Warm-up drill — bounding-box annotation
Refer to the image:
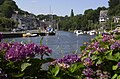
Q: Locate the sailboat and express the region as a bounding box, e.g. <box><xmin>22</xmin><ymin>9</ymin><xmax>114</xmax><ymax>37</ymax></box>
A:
<box><xmin>45</xmin><ymin>7</ymin><xmax>58</xmax><ymax>35</ymax></box>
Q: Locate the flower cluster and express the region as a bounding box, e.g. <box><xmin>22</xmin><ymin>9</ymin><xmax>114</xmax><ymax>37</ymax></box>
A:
<box><xmin>83</xmin><ymin>58</ymin><xmax>93</xmax><ymax>66</ymax></box>
<box><xmin>5</xmin><ymin>43</ymin><xmax>36</xmax><ymax>61</ymax></box>
<box><xmin>80</xmin><ymin>34</ymin><xmax>120</xmax><ymax>78</ymax></box>
<box><xmin>51</xmin><ymin>54</ymin><xmax>81</xmax><ymax>68</ymax></box>
<box><xmin>0</xmin><ymin>42</ymin><xmax>52</xmax><ymax>62</ymax></box>
<box><xmin>96</xmin><ymin>70</ymin><xmax>110</xmax><ymax>79</ymax></box>
<box><xmin>117</xmin><ymin>62</ymin><xmax>120</xmax><ymax>67</ymax></box>
<box><xmin>82</xmin><ymin>67</ymin><xmax>94</xmax><ymax>77</ymax></box>
<box><xmin>102</xmin><ymin>33</ymin><xmax>113</xmax><ymax>42</ymax></box>
<box><xmin>85</xmin><ymin>42</ymin><xmax>107</xmax><ymax>57</ymax></box>
<box><xmin>0</xmin><ymin>42</ymin><xmax>10</xmax><ymax>52</ymax></box>
<box><xmin>35</xmin><ymin>45</ymin><xmax>52</xmax><ymax>55</ymax></box>
<box><xmin>110</xmin><ymin>41</ymin><xmax>120</xmax><ymax>50</ymax></box>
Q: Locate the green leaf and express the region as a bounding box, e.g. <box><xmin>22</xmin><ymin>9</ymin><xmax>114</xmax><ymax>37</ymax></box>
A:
<box><xmin>7</xmin><ymin>61</ymin><xmax>14</xmax><ymax>66</ymax></box>
<box><xmin>106</xmin><ymin>55</ymin><xmax>119</xmax><ymax>62</ymax></box>
<box><xmin>112</xmin><ymin>74</ymin><xmax>118</xmax><ymax>79</ymax></box>
<box><xmin>96</xmin><ymin>59</ymin><xmax>102</xmax><ymax>64</ymax></box>
<box><xmin>21</xmin><ymin>63</ymin><xmax>31</xmax><ymax>71</ymax></box>
<box><xmin>50</xmin><ymin>65</ymin><xmax>60</xmax><ymax>77</ymax></box>
<box><xmin>108</xmin><ymin>50</ymin><xmax>113</xmax><ymax>56</ymax></box>
<box><xmin>91</xmin><ymin>55</ymin><xmax>98</xmax><ymax>60</ymax></box>
<box><xmin>114</xmin><ymin>52</ymin><xmax>120</xmax><ymax>59</ymax></box>
<box><xmin>68</xmin><ymin>63</ymin><xmax>84</xmax><ymax>73</ymax></box>
<box><xmin>117</xmin><ymin>75</ymin><xmax>120</xmax><ymax>79</ymax></box>
<box><xmin>53</xmin><ymin>77</ymin><xmax>61</xmax><ymax>79</ymax></box>
<box><xmin>94</xmin><ymin>51</ymin><xmax>99</xmax><ymax>54</ymax></box>
<box><xmin>112</xmin><ymin>65</ymin><xmax>118</xmax><ymax>70</ymax></box>
<box><xmin>80</xmin><ymin>46</ymin><xmax>86</xmax><ymax>51</ymax></box>
<box><xmin>11</xmin><ymin>73</ymin><xmax>24</xmax><ymax>78</ymax></box>
<box><xmin>40</xmin><ymin>37</ymin><xmax>43</xmax><ymax>45</ymax></box>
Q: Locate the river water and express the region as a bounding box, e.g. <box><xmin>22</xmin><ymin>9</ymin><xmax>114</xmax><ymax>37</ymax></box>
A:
<box><xmin>2</xmin><ymin>31</ymin><xmax>95</xmax><ymax>59</ymax></box>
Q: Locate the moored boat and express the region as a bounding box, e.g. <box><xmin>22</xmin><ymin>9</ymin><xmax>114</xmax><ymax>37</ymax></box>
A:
<box><xmin>74</xmin><ymin>30</ymin><xmax>83</xmax><ymax>36</ymax></box>
<box><xmin>87</xmin><ymin>30</ymin><xmax>97</xmax><ymax>35</ymax></box>
<box><xmin>23</xmin><ymin>33</ymin><xmax>37</xmax><ymax>37</ymax></box>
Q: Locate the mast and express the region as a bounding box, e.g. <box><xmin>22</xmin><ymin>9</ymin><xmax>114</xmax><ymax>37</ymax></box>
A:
<box><xmin>49</xmin><ymin>5</ymin><xmax>54</xmax><ymax>30</ymax></box>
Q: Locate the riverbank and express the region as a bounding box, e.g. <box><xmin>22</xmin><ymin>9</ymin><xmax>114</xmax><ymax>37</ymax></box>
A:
<box><xmin>2</xmin><ymin>32</ymin><xmax>55</xmax><ymax>38</ymax></box>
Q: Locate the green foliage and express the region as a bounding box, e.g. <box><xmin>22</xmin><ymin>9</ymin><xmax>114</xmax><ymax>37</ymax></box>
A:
<box><xmin>109</xmin><ymin>0</ymin><xmax>120</xmax><ymax>9</ymax></box>
<box><xmin>0</xmin><ymin>17</ymin><xmax>16</xmax><ymax>31</ymax></box>
<box><xmin>50</xmin><ymin>65</ymin><xmax>60</xmax><ymax>77</ymax></box>
<box><xmin>112</xmin><ymin>74</ymin><xmax>118</xmax><ymax>79</ymax></box>
<box><xmin>0</xmin><ymin>0</ymin><xmax>18</xmax><ymax>18</ymax></box>
<box><xmin>48</xmin><ymin>63</ymin><xmax>84</xmax><ymax>79</ymax></box>
<box><xmin>80</xmin><ymin>46</ymin><xmax>86</xmax><ymax>51</ymax></box>
<box><xmin>21</xmin><ymin>63</ymin><xmax>31</xmax><ymax>71</ymax></box>
<box><xmin>68</xmin><ymin>63</ymin><xmax>84</xmax><ymax>73</ymax></box>
<box><xmin>0</xmin><ymin>40</ymin><xmax>55</xmax><ymax>79</ymax></box>
<box><xmin>108</xmin><ymin>0</ymin><xmax>120</xmax><ymax>16</ymax></box>
<box><xmin>40</xmin><ymin>37</ymin><xmax>44</xmax><ymax>45</ymax></box>
<box><xmin>58</xmin><ymin>7</ymin><xmax>107</xmax><ymax>31</ymax></box>
<box><xmin>112</xmin><ymin>65</ymin><xmax>118</xmax><ymax>70</ymax></box>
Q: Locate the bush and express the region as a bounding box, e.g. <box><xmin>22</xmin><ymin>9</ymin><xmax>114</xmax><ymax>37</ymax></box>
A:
<box><xmin>48</xmin><ymin>33</ymin><xmax>120</xmax><ymax>79</ymax></box>
<box><xmin>0</xmin><ymin>41</ymin><xmax>54</xmax><ymax>79</ymax></box>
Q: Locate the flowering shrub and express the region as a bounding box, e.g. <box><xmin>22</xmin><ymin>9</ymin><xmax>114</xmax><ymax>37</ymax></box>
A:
<box><xmin>48</xmin><ymin>54</ymin><xmax>84</xmax><ymax>79</ymax></box>
<box><xmin>51</xmin><ymin>54</ymin><xmax>81</xmax><ymax>68</ymax></box>
<box><xmin>48</xmin><ymin>33</ymin><xmax>120</xmax><ymax>79</ymax></box>
<box><xmin>0</xmin><ymin>41</ymin><xmax>53</xmax><ymax>78</ymax></box>
<box><xmin>0</xmin><ymin>42</ymin><xmax>52</xmax><ymax>61</ymax></box>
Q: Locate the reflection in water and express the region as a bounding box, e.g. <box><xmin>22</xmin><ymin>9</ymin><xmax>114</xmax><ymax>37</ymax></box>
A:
<box><xmin>2</xmin><ymin>31</ymin><xmax>95</xmax><ymax>59</ymax></box>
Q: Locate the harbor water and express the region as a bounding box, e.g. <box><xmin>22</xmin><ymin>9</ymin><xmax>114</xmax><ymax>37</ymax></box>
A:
<box><xmin>2</xmin><ymin>31</ymin><xmax>95</xmax><ymax>59</ymax></box>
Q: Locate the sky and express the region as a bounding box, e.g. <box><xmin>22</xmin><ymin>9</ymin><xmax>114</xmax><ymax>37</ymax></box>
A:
<box><xmin>13</xmin><ymin>0</ymin><xmax>109</xmax><ymax>16</ymax></box>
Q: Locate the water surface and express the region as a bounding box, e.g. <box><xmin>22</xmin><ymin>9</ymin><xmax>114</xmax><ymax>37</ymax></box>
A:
<box><xmin>2</xmin><ymin>31</ymin><xmax>95</xmax><ymax>58</ymax></box>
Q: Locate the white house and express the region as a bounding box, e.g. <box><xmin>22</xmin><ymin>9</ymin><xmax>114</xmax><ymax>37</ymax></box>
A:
<box><xmin>99</xmin><ymin>10</ymin><xmax>109</xmax><ymax>23</ymax></box>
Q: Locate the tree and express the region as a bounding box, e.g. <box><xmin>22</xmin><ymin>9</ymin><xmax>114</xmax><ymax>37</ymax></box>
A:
<box><xmin>70</xmin><ymin>9</ymin><xmax>74</xmax><ymax>17</ymax></box>
<box><xmin>108</xmin><ymin>0</ymin><xmax>120</xmax><ymax>9</ymax></box>
<box><xmin>0</xmin><ymin>17</ymin><xmax>16</xmax><ymax>31</ymax></box>
<box><xmin>0</xmin><ymin>0</ymin><xmax>18</xmax><ymax>18</ymax></box>
<box><xmin>108</xmin><ymin>0</ymin><xmax>120</xmax><ymax>16</ymax></box>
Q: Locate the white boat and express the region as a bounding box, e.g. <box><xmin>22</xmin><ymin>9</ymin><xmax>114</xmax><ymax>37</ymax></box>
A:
<box><xmin>88</xmin><ymin>30</ymin><xmax>97</xmax><ymax>35</ymax></box>
<box><xmin>46</xmin><ymin>26</ymin><xmax>54</xmax><ymax>33</ymax></box>
<box><xmin>23</xmin><ymin>33</ymin><xmax>37</xmax><ymax>37</ymax></box>
<box><xmin>30</xmin><ymin>34</ymin><xmax>37</xmax><ymax>37</ymax></box>
<box><xmin>74</xmin><ymin>30</ymin><xmax>83</xmax><ymax>36</ymax></box>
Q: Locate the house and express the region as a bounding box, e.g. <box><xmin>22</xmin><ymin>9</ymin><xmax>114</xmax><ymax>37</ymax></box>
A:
<box><xmin>11</xmin><ymin>12</ymin><xmax>39</xmax><ymax>31</ymax></box>
<box><xmin>113</xmin><ymin>16</ymin><xmax>120</xmax><ymax>23</ymax></box>
<box><xmin>99</xmin><ymin>10</ymin><xmax>109</xmax><ymax>23</ymax></box>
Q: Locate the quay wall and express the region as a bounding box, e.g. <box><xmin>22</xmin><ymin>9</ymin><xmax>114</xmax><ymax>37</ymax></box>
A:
<box><xmin>2</xmin><ymin>32</ymin><xmax>55</xmax><ymax>38</ymax></box>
